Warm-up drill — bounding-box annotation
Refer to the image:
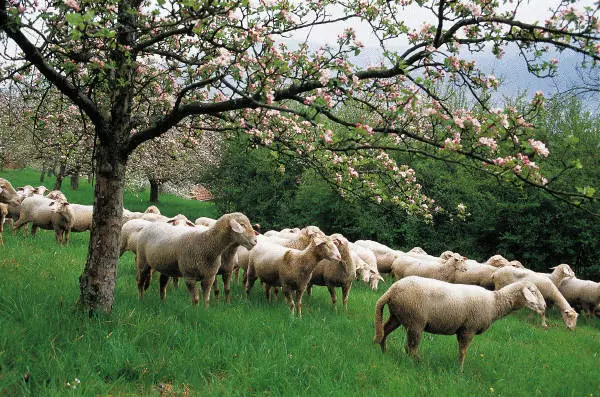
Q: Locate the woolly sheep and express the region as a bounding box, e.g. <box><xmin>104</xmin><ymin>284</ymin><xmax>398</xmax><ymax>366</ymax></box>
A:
<box><xmin>195</xmin><ymin>217</ymin><xmax>217</xmax><ymax>227</ymax></box>
<box><xmin>407</xmin><ymin>247</ymin><xmax>428</xmax><ymax>255</ymax></box>
<box><xmin>246</xmin><ymin>234</ymin><xmax>341</xmax><ymax>317</ymax></box>
<box><xmin>135</xmin><ymin>212</ymin><xmax>257</xmax><ymax>307</ymax></box>
<box><xmin>354</xmin><ymin>240</ymin><xmax>403</xmax><ymax>274</ymax></box>
<box><xmin>33</xmin><ymin>186</ymin><xmax>49</xmax><ymax>195</ymax></box>
<box><xmin>373</xmin><ymin>276</ymin><xmax>546</xmax><ymax>372</ymax></box>
<box><xmin>391</xmin><ymin>252</ymin><xmax>468</xmax><ymax>283</ymax></box>
<box><xmin>454</xmin><ymin>255</ymin><xmax>515</xmax><ymax>289</ymax></box>
<box><xmin>558</xmin><ymin>278</ymin><xmax>600</xmax><ymax>319</ymax></box>
<box><xmin>0</xmin><ymin>178</ymin><xmax>21</xmax><ymax>207</ymax></box>
<box><xmin>0</xmin><ymin>203</ymin><xmax>7</xmax><ymax>246</ymax></box>
<box><xmin>13</xmin><ymin>196</ymin><xmax>73</xmax><ymax>244</ymax></box>
<box><xmin>349</xmin><ymin>242</ymin><xmax>384</xmax><ymax>290</ymax></box>
<box><xmin>144</xmin><ymin>205</ymin><xmax>161</xmax><ymax>214</ymax></box>
<box><xmin>307</xmin><ymin>234</ymin><xmax>357</xmax><ymax>309</ymax></box>
<box><xmin>45</xmin><ymin>190</ymin><xmax>67</xmax><ymax>202</ymax></box>
<box><xmin>541</xmin><ymin>264</ymin><xmax>576</xmax><ymax>287</ymax></box>
<box><xmin>492</xmin><ymin>266</ymin><xmax>578</xmax><ymax>329</ymax></box>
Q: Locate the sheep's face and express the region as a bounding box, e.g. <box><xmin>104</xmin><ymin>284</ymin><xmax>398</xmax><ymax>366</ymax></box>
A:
<box><xmin>46</xmin><ymin>191</ymin><xmax>67</xmax><ymax>201</ymax></box>
<box><xmin>439</xmin><ymin>250</ymin><xmax>454</xmax><ymax>260</ymax></box>
<box><xmin>369</xmin><ymin>271</ymin><xmax>384</xmax><ymax>290</ymax></box>
<box><xmin>521</xmin><ymin>283</ymin><xmax>546</xmax><ymax>315</ymax></box>
<box><xmin>228</xmin><ymin>215</ymin><xmax>257</xmax><ymax>249</ymax></box>
<box><xmin>509</xmin><ymin>260</ymin><xmax>524</xmax><ymax>268</ymax></box>
<box><xmin>49</xmin><ymin>200</ymin><xmax>71</xmax><ymax>215</ymax></box>
<box><xmin>487</xmin><ymin>255</ymin><xmax>509</xmax><ymax>268</ymax></box>
<box><xmin>356</xmin><ymin>267</ymin><xmax>370</xmax><ymax>283</ymax></box>
<box><xmin>447</xmin><ymin>254</ymin><xmax>467</xmax><ymax>272</ymax></box>
<box><xmin>562</xmin><ymin>309</ymin><xmax>578</xmax><ymax>330</ymax></box>
<box><xmin>144</xmin><ymin>205</ymin><xmax>161</xmax><ymax>214</ymax></box>
<box><xmin>314</xmin><ymin>237</ymin><xmax>342</xmax><ymax>262</ymax></box>
<box><xmin>551</xmin><ymin>264</ymin><xmax>575</xmax><ymax>281</ymax></box>
<box><xmin>0</xmin><ymin>178</ymin><xmax>21</xmax><ymax>207</ymax></box>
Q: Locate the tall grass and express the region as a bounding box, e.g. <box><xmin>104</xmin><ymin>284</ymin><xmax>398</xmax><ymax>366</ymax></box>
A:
<box><xmin>0</xmin><ymin>169</ymin><xmax>599</xmax><ymax>396</ymax></box>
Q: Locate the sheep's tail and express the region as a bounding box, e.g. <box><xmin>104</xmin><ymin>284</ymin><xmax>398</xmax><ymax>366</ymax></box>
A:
<box><xmin>373</xmin><ymin>290</ymin><xmax>390</xmax><ymax>344</ymax></box>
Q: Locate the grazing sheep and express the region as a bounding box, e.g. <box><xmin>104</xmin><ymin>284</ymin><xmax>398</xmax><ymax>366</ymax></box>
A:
<box><xmin>391</xmin><ymin>252</ymin><xmax>468</xmax><ymax>283</ymax></box>
<box><xmin>0</xmin><ymin>203</ymin><xmax>7</xmax><ymax>246</ymax></box>
<box><xmin>135</xmin><ymin>212</ymin><xmax>257</xmax><ymax>307</ymax></box>
<box><xmin>354</xmin><ymin>240</ymin><xmax>402</xmax><ymax>274</ymax></box>
<box><xmin>373</xmin><ymin>276</ymin><xmax>546</xmax><ymax>372</ymax></box>
<box><xmin>246</xmin><ymin>234</ymin><xmax>341</xmax><ymax>317</ymax></box>
<box><xmin>349</xmin><ymin>242</ymin><xmax>384</xmax><ymax>290</ymax></box>
<box><xmin>307</xmin><ymin>234</ymin><xmax>357</xmax><ymax>310</ymax></box>
<box><xmin>13</xmin><ymin>196</ymin><xmax>73</xmax><ymax>244</ymax></box>
<box><xmin>0</xmin><ymin>178</ymin><xmax>21</xmax><ymax>207</ymax></box>
<box><xmin>492</xmin><ymin>267</ymin><xmax>578</xmax><ymax>329</ymax></box>
<box><xmin>144</xmin><ymin>205</ymin><xmax>161</xmax><ymax>214</ymax></box>
<box><xmin>45</xmin><ymin>190</ymin><xmax>67</xmax><ymax>202</ymax></box>
<box><xmin>542</xmin><ymin>264</ymin><xmax>576</xmax><ymax>287</ymax></box>
<box><xmin>558</xmin><ymin>278</ymin><xmax>600</xmax><ymax>319</ymax></box>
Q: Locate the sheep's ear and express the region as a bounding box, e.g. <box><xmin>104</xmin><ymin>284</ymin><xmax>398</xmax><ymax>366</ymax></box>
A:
<box><xmin>166</xmin><ymin>219</ymin><xmax>176</xmax><ymax>225</ymax></box>
<box><xmin>229</xmin><ymin>219</ymin><xmax>245</xmax><ymax>234</ymax></box>
<box><xmin>375</xmin><ymin>274</ymin><xmax>385</xmax><ymax>281</ymax></box>
<box><xmin>313</xmin><ymin>237</ymin><xmax>326</xmax><ymax>246</ymax></box>
<box><xmin>49</xmin><ymin>201</ymin><xmax>55</xmax><ymax>206</ymax></box>
<box><xmin>185</xmin><ymin>220</ymin><xmax>195</xmax><ymax>227</ymax></box>
<box><xmin>522</xmin><ymin>287</ymin><xmax>538</xmax><ymax>305</ymax></box>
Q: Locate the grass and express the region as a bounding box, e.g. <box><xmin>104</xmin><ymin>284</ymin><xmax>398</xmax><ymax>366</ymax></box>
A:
<box><xmin>1</xmin><ymin>168</ymin><xmax>600</xmax><ymax>396</ymax></box>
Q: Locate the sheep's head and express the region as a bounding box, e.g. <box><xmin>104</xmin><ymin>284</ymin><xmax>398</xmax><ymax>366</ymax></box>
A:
<box><xmin>408</xmin><ymin>247</ymin><xmax>427</xmax><ymax>255</ymax></box>
<box><xmin>33</xmin><ymin>186</ymin><xmax>49</xmax><ymax>195</ymax></box>
<box><xmin>550</xmin><ymin>264</ymin><xmax>575</xmax><ymax>283</ymax></box>
<box><xmin>0</xmin><ymin>178</ymin><xmax>21</xmax><ymax>207</ymax></box>
<box><xmin>167</xmin><ymin>215</ymin><xmax>195</xmax><ymax>227</ymax></box>
<box><xmin>439</xmin><ymin>250</ymin><xmax>455</xmax><ymax>260</ymax></box>
<box><xmin>144</xmin><ymin>205</ymin><xmax>161</xmax><ymax>214</ymax></box>
<box><xmin>225</xmin><ymin>213</ymin><xmax>257</xmax><ymax>249</ymax></box>
<box><xmin>49</xmin><ymin>199</ymin><xmax>71</xmax><ymax>215</ymax></box>
<box><xmin>46</xmin><ymin>190</ymin><xmax>67</xmax><ymax>201</ymax></box>
<box><xmin>445</xmin><ymin>253</ymin><xmax>468</xmax><ymax>272</ymax></box>
<box><xmin>313</xmin><ymin>236</ymin><xmax>342</xmax><ymax>263</ymax></box>
<box><xmin>356</xmin><ymin>267</ymin><xmax>370</xmax><ymax>283</ymax></box>
<box><xmin>520</xmin><ymin>282</ymin><xmax>546</xmax><ymax>315</ymax></box>
<box><xmin>562</xmin><ymin>308</ymin><xmax>578</xmax><ymax>330</ymax></box>
<box><xmin>487</xmin><ymin>255</ymin><xmax>509</xmax><ymax>268</ymax></box>
<box><xmin>509</xmin><ymin>260</ymin><xmax>524</xmax><ymax>268</ymax></box>
<box><xmin>368</xmin><ymin>270</ymin><xmax>384</xmax><ymax>290</ymax></box>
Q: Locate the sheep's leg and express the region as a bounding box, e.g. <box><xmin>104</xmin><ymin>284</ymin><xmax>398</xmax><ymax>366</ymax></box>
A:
<box><xmin>264</xmin><ymin>284</ymin><xmax>272</xmax><ymax>302</ymax></box>
<box><xmin>404</xmin><ymin>328</ymin><xmax>422</xmax><ymax>360</ymax></box>
<box><xmin>457</xmin><ymin>331</ymin><xmax>474</xmax><ymax>374</ymax></box>
<box><xmin>283</xmin><ymin>286</ymin><xmax>295</xmax><ymax>315</ymax></box>
<box><xmin>54</xmin><ymin>230</ymin><xmax>62</xmax><ymax>244</ymax></box>
<box><xmin>540</xmin><ymin>312</ymin><xmax>548</xmax><ymax>328</ymax></box>
<box><xmin>273</xmin><ymin>287</ymin><xmax>279</xmax><ymax>299</ymax></box>
<box><xmin>185</xmin><ymin>279</ymin><xmax>200</xmax><ymax>305</ymax></box>
<box><xmin>296</xmin><ymin>289</ymin><xmax>306</xmax><ymax>318</ymax></box>
<box><xmin>380</xmin><ymin>316</ymin><xmax>400</xmax><ymax>353</ymax></box>
<box><xmin>244</xmin><ymin>266</ymin><xmax>257</xmax><ymax>297</ymax></box>
<box><xmin>306</xmin><ymin>285</ymin><xmax>312</xmax><ymax>297</ymax></box>
<box><xmin>172</xmin><ymin>277</ymin><xmax>179</xmax><ymax>288</ymax></box>
<box><xmin>200</xmin><ymin>276</ymin><xmax>215</xmax><ymax>308</ymax></box>
<box><xmin>136</xmin><ymin>265</ymin><xmax>152</xmax><ymax>299</ymax></box>
<box><xmin>233</xmin><ymin>266</ymin><xmax>240</xmax><ymax>283</ymax></box>
<box><xmin>159</xmin><ymin>274</ymin><xmax>170</xmax><ymax>300</ymax></box>
<box><xmin>341</xmin><ymin>283</ymin><xmax>351</xmax><ymax>310</ymax></box>
<box><xmin>212</xmin><ymin>276</ymin><xmax>221</xmax><ymax>301</ymax></box>
<box><xmin>327</xmin><ymin>286</ymin><xmax>337</xmax><ymax>310</ymax></box>
<box><xmin>64</xmin><ymin>229</ymin><xmax>70</xmax><ymax>245</ymax></box>
<box><xmin>222</xmin><ymin>271</ymin><xmax>233</xmax><ymax>303</ymax></box>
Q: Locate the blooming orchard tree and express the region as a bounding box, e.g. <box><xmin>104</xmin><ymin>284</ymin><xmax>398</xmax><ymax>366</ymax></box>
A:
<box><xmin>1</xmin><ymin>0</ymin><xmax>598</xmax><ymax>314</ymax></box>
<box><xmin>0</xmin><ymin>87</ymin><xmax>31</xmax><ymax>168</ymax></box>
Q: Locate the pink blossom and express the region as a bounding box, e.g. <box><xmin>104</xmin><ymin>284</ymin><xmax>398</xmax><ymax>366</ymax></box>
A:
<box><xmin>63</xmin><ymin>0</ymin><xmax>80</xmax><ymax>11</ymax></box>
<box><xmin>528</xmin><ymin>139</ymin><xmax>550</xmax><ymax>157</ymax></box>
<box><xmin>322</xmin><ymin>129</ymin><xmax>334</xmax><ymax>144</ymax></box>
<box><xmin>318</xmin><ymin>69</ymin><xmax>330</xmax><ymax>86</ymax></box>
<box><xmin>477</xmin><ymin>136</ymin><xmax>498</xmax><ymax>151</ymax></box>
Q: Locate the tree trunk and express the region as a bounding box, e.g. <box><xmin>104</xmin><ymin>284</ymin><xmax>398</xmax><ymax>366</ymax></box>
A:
<box><xmin>70</xmin><ymin>170</ymin><xmax>80</xmax><ymax>190</ymax></box>
<box><xmin>40</xmin><ymin>165</ymin><xmax>46</xmax><ymax>183</ymax></box>
<box><xmin>78</xmin><ymin>136</ymin><xmax>127</xmax><ymax>315</ymax></box>
<box><xmin>54</xmin><ymin>163</ymin><xmax>66</xmax><ymax>190</ymax></box>
<box><xmin>149</xmin><ymin>179</ymin><xmax>160</xmax><ymax>203</ymax></box>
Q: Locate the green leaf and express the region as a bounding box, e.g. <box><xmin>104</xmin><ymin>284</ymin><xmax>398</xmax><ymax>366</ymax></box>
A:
<box><xmin>65</xmin><ymin>12</ymin><xmax>83</xmax><ymax>26</ymax></box>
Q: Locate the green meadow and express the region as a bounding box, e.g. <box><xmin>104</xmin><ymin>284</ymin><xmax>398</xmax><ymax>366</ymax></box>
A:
<box><xmin>1</xmin><ymin>168</ymin><xmax>599</xmax><ymax>396</ymax></box>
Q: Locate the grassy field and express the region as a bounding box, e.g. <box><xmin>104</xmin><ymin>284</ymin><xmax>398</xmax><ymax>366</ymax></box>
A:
<box><xmin>0</xmin><ymin>169</ymin><xmax>599</xmax><ymax>396</ymax></box>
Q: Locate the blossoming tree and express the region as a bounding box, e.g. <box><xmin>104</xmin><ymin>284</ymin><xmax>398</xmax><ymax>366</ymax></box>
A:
<box><xmin>1</xmin><ymin>0</ymin><xmax>598</xmax><ymax>314</ymax></box>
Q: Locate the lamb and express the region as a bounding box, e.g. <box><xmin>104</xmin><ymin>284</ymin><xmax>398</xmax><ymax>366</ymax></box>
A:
<box><xmin>0</xmin><ymin>178</ymin><xmax>21</xmax><ymax>207</ymax></box>
<box><xmin>558</xmin><ymin>278</ymin><xmax>600</xmax><ymax>319</ymax></box>
<box><xmin>13</xmin><ymin>196</ymin><xmax>73</xmax><ymax>244</ymax></box>
<box><xmin>0</xmin><ymin>203</ymin><xmax>7</xmax><ymax>246</ymax></box>
<box><xmin>492</xmin><ymin>266</ymin><xmax>578</xmax><ymax>329</ymax></box>
<box><xmin>45</xmin><ymin>190</ymin><xmax>67</xmax><ymax>202</ymax></box>
<box><xmin>135</xmin><ymin>212</ymin><xmax>257</xmax><ymax>307</ymax></box>
<box><xmin>373</xmin><ymin>276</ymin><xmax>546</xmax><ymax>372</ymax></box>
<box><xmin>245</xmin><ymin>234</ymin><xmax>341</xmax><ymax>317</ymax></box>
<box><xmin>354</xmin><ymin>240</ymin><xmax>402</xmax><ymax>274</ymax></box>
<box><xmin>391</xmin><ymin>252</ymin><xmax>468</xmax><ymax>283</ymax></box>
<box><xmin>307</xmin><ymin>234</ymin><xmax>357</xmax><ymax>310</ymax></box>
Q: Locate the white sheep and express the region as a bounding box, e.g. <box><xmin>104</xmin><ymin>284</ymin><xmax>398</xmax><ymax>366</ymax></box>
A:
<box><xmin>558</xmin><ymin>277</ymin><xmax>600</xmax><ymax>319</ymax></box>
<box><xmin>454</xmin><ymin>255</ymin><xmax>515</xmax><ymax>289</ymax></box>
<box><xmin>195</xmin><ymin>217</ymin><xmax>217</xmax><ymax>227</ymax></box>
<box><xmin>144</xmin><ymin>205</ymin><xmax>161</xmax><ymax>214</ymax></box>
<box><xmin>307</xmin><ymin>234</ymin><xmax>357</xmax><ymax>310</ymax></box>
<box><xmin>0</xmin><ymin>178</ymin><xmax>21</xmax><ymax>207</ymax></box>
<box><xmin>492</xmin><ymin>266</ymin><xmax>578</xmax><ymax>329</ymax></box>
<box><xmin>349</xmin><ymin>242</ymin><xmax>384</xmax><ymax>290</ymax></box>
<box><xmin>373</xmin><ymin>276</ymin><xmax>546</xmax><ymax>372</ymax></box>
<box><xmin>245</xmin><ymin>234</ymin><xmax>341</xmax><ymax>317</ymax></box>
<box><xmin>135</xmin><ymin>212</ymin><xmax>257</xmax><ymax>307</ymax></box>
<box><xmin>391</xmin><ymin>252</ymin><xmax>467</xmax><ymax>283</ymax></box>
<box><xmin>354</xmin><ymin>240</ymin><xmax>403</xmax><ymax>274</ymax></box>
<box><xmin>541</xmin><ymin>264</ymin><xmax>576</xmax><ymax>286</ymax></box>
<box><xmin>45</xmin><ymin>190</ymin><xmax>67</xmax><ymax>202</ymax></box>
<box><xmin>13</xmin><ymin>196</ymin><xmax>73</xmax><ymax>244</ymax></box>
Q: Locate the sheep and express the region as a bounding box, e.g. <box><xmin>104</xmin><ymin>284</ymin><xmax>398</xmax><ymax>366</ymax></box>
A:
<box><xmin>558</xmin><ymin>278</ymin><xmax>600</xmax><ymax>319</ymax></box>
<box><xmin>373</xmin><ymin>276</ymin><xmax>546</xmax><ymax>372</ymax></box>
<box><xmin>0</xmin><ymin>178</ymin><xmax>21</xmax><ymax>207</ymax></box>
<box><xmin>45</xmin><ymin>190</ymin><xmax>67</xmax><ymax>201</ymax></box>
<box><xmin>407</xmin><ymin>247</ymin><xmax>428</xmax><ymax>255</ymax></box>
<box><xmin>120</xmin><ymin>219</ymin><xmax>153</xmax><ymax>257</ymax></box>
<box><xmin>13</xmin><ymin>196</ymin><xmax>73</xmax><ymax>244</ymax></box>
<box><xmin>195</xmin><ymin>217</ymin><xmax>216</xmax><ymax>227</ymax></box>
<box><xmin>32</xmin><ymin>186</ymin><xmax>49</xmax><ymax>195</ymax></box>
<box><xmin>245</xmin><ymin>234</ymin><xmax>341</xmax><ymax>317</ymax></box>
<box><xmin>144</xmin><ymin>205</ymin><xmax>161</xmax><ymax>214</ymax></box>
<box><xmin>454</xmin><ymin>255</ymin><xmax>515</xmax><ymax>289</ymax></box>
<box><xmin>135</xmin><ymin>212</ymin><xmax>257</xmax><ymax>307</ymax></box>
<box><xmin>0</xmin><ymin>203</ymin><xmax>7</xmax><ymax>246</ymax></box>
<box><xmin>354</xmin><ymin>240</ymin><xmax>403</xmax><ymax>274</ymax></box>
<box><xmin>68</xmin><ymin>204</ymin><xmax>94</xmax><ymax>234</ymax></box>
<box><xmin>492</xmin><ymin>266</ymin><xmax>578</xmax><ymax>329</ymax></box>
<box><xmin>541</xmin><ymin>264</ymin><xmax>576</xmax><ymax>287</ymax></box>
<box><xmin>349</xmin><ymin>242</ymin><xmax>384</xmax><ymax>290</ymax></box>
<box><xmin>307</xmin><ymin>234</ymin><xmax>357</xmax><ymax>310</ymax></box>
<box><xmin>391</xmin><ymin>252</ymin><xmax>468</xmax><ymax>283</ymax></box>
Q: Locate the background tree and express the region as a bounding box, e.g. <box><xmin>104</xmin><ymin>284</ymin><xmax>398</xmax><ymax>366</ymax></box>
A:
<box><xmin>1</xmin><ymin>0</ymin><xmax>598</xmax><ymax>314</ymax></box>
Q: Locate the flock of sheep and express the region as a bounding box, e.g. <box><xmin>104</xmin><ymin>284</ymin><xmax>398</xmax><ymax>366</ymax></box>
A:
<box><xmin>1</xmin><ymin>176</ymin><xmax>599</xmax><ymax>372</ymax></box>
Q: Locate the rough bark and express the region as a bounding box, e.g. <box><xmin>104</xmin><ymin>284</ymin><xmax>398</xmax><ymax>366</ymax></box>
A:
<box><xmin>149</xmin><ymin>179</ymin><xmax>160</xmax><ymax>203</ymax></box>
<box><xmin>70</xmin><ymin>170</ymin><xmax>80</xmax><ymax>190</ymax></box>
<box><xmin>54</xmin><ymin>163</ymin><xmax>66</xmax><ymax>190</ymax></box>
<box><xmin>40</xmin><ymin>165</ymin><xmax>46</xmax><ymax>183</ymax></box>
